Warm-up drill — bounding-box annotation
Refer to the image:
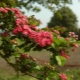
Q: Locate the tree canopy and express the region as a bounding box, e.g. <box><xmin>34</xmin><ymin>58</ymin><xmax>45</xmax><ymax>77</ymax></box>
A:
<box><xmin>48</xmin><ymin>7</ymin><xmax>78</xmax><ymax>32</ymax></box>
<box><xmin>15</xmin><ymin>0</ymin><xmax>72</xmax><ymax>12</ymax></box>
<box><xmin>0</xmin><ymin>0</ymin><xmax>72</xmax><ymax>12</ymax></box>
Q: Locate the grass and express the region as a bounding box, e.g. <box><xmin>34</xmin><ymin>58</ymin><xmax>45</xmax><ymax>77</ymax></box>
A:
<box><xmin>64</xmin><ymin>68</ymin><xmax>80</xmax><ymax>80</ymax></box>
<box><xmin>0</xmin><ymin>67</ymin><xmax>80</xmax><ymax>80</ymax></box>
<box><xmin>0</xmin><ymin>68</ymin><xmax>37</xmax><ymax>80</ymax></box>
<box><xmin>0</xmin><ymin>76</ymin><xmax>37</xmax><ymax>80</ymax></box>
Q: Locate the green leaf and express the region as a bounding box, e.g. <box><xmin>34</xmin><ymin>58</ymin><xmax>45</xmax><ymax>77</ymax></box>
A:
<box><xmin>13</xmin><ymin>52</ymin><xmax>20</xmax><ymax>58</ymax></box>
<box><xmin>15</xmin><ymin>38</ymin><xmax>24</xmax><ymax>45</ymax></box>
<box><xmin>0</xmin><ymin>37</ymin><xmax>2</xmax><ymax>46</ymax></box>
<box><xmin>51</xmin><ymin>43</ymin><xmax>55</xmax><ymax>49</ymax></box>
<box><xmin>35</xmin><ymin>66</ymin><xmax>41</xmax><ymax>70</ymax></box>
<box><xmin>50</xmin><ymin>54</ymin><xmax>57</xmax><ymax>65</ymax></box>
<box><xmin>54</xmin><ymin>37</ymin><xmax>67</xmax><ymax>46</ymax></box>
<box><xmin>60</xmin><ymin>37</ymin><xmax>66</xmax><ymax>42</ymax></box>
<box><xmin>54</xmin><ymin>37</ymin><xmax>61</xmax><ymax>45</ymax></box>
<box><xmin>56</xmin><ymin>56</ymin><xmax>66</xmax><ymax>66</ymax></box>
<box><xmin>46</xmin><ymin>78</ymin><xmax>50</xmax><ymax>80</ymax></box>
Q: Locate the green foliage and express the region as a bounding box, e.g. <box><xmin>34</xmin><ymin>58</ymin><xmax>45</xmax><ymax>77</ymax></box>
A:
<box><xmin>28</xmin><ymin>15</ymin><xmax>41</xmax><ymax>26</ymax></box>
<box><xmin>0</xmin><ymin>0</ymin><xmax>79</xmax><ymax>80</ymax></box>
<box><xmin>65</xmin><ymin>69</ymin><xmax>80</xmax><ymax>80</ymax></box>
<box><xmin>0</xmin><ymin>0</ymin><xmax>72</xmax><ymax>12</ymax></box>
<box><xmin>0</xmin><ymin>0</ymin><xmax>16</xmax><ymax>7</ymax></box>
<box><xmin>56</xmin><ymin>56</ymin><xmax>66</xmax><ymax>66</ymax></box>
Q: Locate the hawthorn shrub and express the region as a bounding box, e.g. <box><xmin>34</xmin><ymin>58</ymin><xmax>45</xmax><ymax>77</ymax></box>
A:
<box><xmin>0</xmin><ymin>1</ymin><xmax>79</xmax><ymax>80</ymax></box>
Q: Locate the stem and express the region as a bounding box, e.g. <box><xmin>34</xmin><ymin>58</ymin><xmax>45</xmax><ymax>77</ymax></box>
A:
<box><xmin>15</xmin><ymin>57</ymin><xmax>20</xmax><ymax>78</ymax></box>
<box><xmin>0</xmin><ymin>53</ymin><xmax>15</xmax><ymax>69</ymax></box>
<box><xmin>24</xmin><ymin>72</ymin><xmax>41</xmax><ymax>80</ymax></box>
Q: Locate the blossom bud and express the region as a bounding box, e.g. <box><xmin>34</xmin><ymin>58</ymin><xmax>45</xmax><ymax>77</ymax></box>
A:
<box><xmin>65</xmin><ymin>38</ymin><xmax>70</xmax><ymax>41</ymax></box>
<box><xmin>72</xmin><ymin>43</ymin><xmax>78</xmax><ymax>48</ymax></box>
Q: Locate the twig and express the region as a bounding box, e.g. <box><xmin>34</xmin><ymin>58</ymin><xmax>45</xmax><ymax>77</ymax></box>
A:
<box><xmin>0</xmin><ymin>53</ymin><xmax>15</xmax><ymax>69</ymax></box>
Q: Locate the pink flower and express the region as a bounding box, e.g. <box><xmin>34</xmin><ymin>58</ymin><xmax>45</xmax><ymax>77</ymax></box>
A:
<box><xmin>75</xmin><ymin>37</ymin><xmax>78</xmax><ymax>40</ymax></box>
<box><xmin>53</xmin><ymin>30</ymin><xmax>60</xmax><ymax>35</ymax></box>
<box><xmin>65</xmin><ymin>38</ymin><xmax>70</xmax><ymax>41</ymax></box>
<box><xmin>22</xmin><ymin>25</ymin><xmax>29</xmax><ymax>30</ymax></box>
<box><xmin>33</xmin><ymin>33</ymin><xmax>41</xmax><ymax>43</ymax></box>
<box><xmin>61</xmin><ymin>50</ymin><xmax>69</xmax><ymax>59</ymax></box>
<box><xmin>39</xmin><ymin>38</ymin><xmax>47</xmax><ymax>47</ymax></box>
<box><xmin>59</xmin><ymin>73</ymin><xmax>67</xmax><ymax>80</ymax></box>
<box><xmin>33</xmin><ymin>30</ymin><xmax>53</xmax><ymax>47</ymax></box>
<box><xmin>11</xmin><ymin>8</ymin><xmax>53</xmax><ymax>47</ymax></box>
<box><xmin>71</xmin><ymin>32</ymin><xmax>75</xmax><ymax>35</ymax></box>
<box><xmin>72</xmin><ymin>43</ymin><xmax>78</xmax><ymax>48</ymax></box>
<box><xmin>19</xmin><ymin>14</ymin><xmax>27</xmax><ymax>18</ymax></box>
<box><xmin>75</xmin><ymin>35</ymin><xmax>78</xmax><ymax>38</ymax></box>
<box><xmin>5</xmin><ymin>7</ymin><xmax>11</xmax><ymax>11</ymax></box>
<box><xmin>57</xmin><ymin>35</ymin><xmax>60</xmax><ymax>39</ymax></box>
<box><xmin>68</xmin><ymin>33</ymin><xmax>71</xmax><ymax>36</ymax></box>
<box><xmin>47</xmin><ymin>39</ymin><xmax>53</xmax><ymax>45</ymax></box>
<box><xmin>13</xmin><ymin>28</ymin><xmax>18</xmax><ymax>34</ymax></box>
<box><xmin>0</xmin><ymin>7</ymin><xmax>4</xmax><ymax>12</ymax></box>
<box><xmin>19</xmin><ymin>53</ymin><xmax>27</xmax><ymax>60</ymax></box>
<box><xmin>16</xmin><ymin>18</ymin><xmax>22</xmax><ymax>25</ymax></box>
<box><xmin>68</xmin><ymin>32</ymin><xmax>75</xmax><ymax>37</ymax></box>
<box><xmin>11</xmin><ymin>8</ymin><xmax>20</xmax><ymax>14</ymax></box>
<box><xmin>22</xmin><ymin>30</ymin><xmax>28</xmax><ymax>36</ymax></box>
<box><xmin>17</xmin><ymin>26</ymin><xmax>23</xmax><ymax>32</ymax></box>
<box><xmin>13</xmin><ymin>26</ymin><xmax>22</xmax><ymax>34</ymax></box>
<box><xmin>0</xmin><ymin>7</ymin><xmax>8</xmax><ymax>13</ymax></box>
<box><xmin>28</xmin><ymin>30</ymin><xmax>37</xmax><ymax>38</ymax></box>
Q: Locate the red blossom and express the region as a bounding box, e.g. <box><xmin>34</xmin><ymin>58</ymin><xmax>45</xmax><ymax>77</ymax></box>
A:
<box><xmin>11</xmin><ymin>8</ymin><xmax>21</xmax><ymax>15</ymax></box>
<box><xmin>72</xmin><ymin>43</ymin><xmax>78</xmax><ymax>48</ymax></box>
<box><xmin>57</xmin><ymin>35</ymin><xmax>60</xmax><ymax>39</ymax></box>
<box><xmin>33</xmin><ymin>30</ymin><xmax>53</xmax><ymax>47</ymax></box>
<box><xmin>13</xmin><ymin>26</ymin><xmax>22</xmax><ymax>34</ymax></box>
<box><xmin>61</xmin><ymin>50</ymin><xmax>69</xmax><ymax>59</ymax></box>
<box><xmin>53</xmin><ymin>30</ymin><xmax>60</xmax><ymax>35</ymax></box>
<box><xmin>65</xmin><ymin>38</ymin><xmax>70</xmax><ymax>41</ymax></box>
<box><xmin>0</xmin><ymin>7</ymin><xmax>8</xmax><ymax>13</ymax></box>
<box><xmin>19</xmin><ymin>53</ymin><xmax>30</xmax><ymax>60</ymax></box>
<box><xmin>0</xmin><ymin>7</ymin><xmax>53</xmax><ymax>47</ymax></box>
<box><xmin>59</xmin><ymin>73</ymin><xmax>67</xmax><ymax>80</ymax></box>
<box><xmin>22</xmin><ymin>30</ymin><xmax>29</xmax><ymax>36</ymax></box>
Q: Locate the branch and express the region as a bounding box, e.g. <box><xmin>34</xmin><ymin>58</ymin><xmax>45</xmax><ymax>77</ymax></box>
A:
<box><xmin>25</xmin><ymin>72</ymin><xmax>40</xmax><ymax>80</ymax></box>
<box><xmin>0</xmin><ymin>53</ymin><xmax>15</xmax><ymax>69</ymax></box>
<box><xmin>26</xmin><ymin>0</ymin><xmax>33</xmax><ymax>5</ymax></box>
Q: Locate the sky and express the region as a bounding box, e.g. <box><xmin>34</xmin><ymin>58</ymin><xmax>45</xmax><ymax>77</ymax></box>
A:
<box><xmin>23</xmin><ymin>0</ymin><xmax>80</xmax><ymax>28</ymax></box>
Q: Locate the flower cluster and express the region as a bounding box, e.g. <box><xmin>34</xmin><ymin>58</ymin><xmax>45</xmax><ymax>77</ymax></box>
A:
<box><xmin>68</xmin><ymin>32</ymin><xmax>78</xmax><ymax>40</ymax></box>
<box><xmin>33</xmin><ymin>30</ymin><xmax>53</xmax><ymax>47</ymax></box>
<box><xmin>0</xmin><ymin>7</ymin><xmax>10</xmax><ymax>13</ymax></box>
<box><xmin>59</xmin><ymin>73</ymin><xmax>67</xmax><ymax>80</ymax></box>
<box><xmin>53</xmin><ymin>29</ymin><xmax>60</xmax><ymax>35</ymax></box>
<box><xmin>13</xmin><ymin>26</ymin><xmax>53</xmax><ymax>47</ymax></box>
<box><xmin>11</xmin><ymin>8</ymin><xmax>53</xmax><ymax>47</ymax></box>
<box><xmin>71</xmin><ymin>43</ymin><xmax>78</xmax><ymax>48</ymax></box>
<box><xmin>61</xmin><ymin>50</ymin><xmax>69</xmax><ymax>59</ymax></box>
<box><xmin>0</xmin><ymin>7</ymin><xmax>53</xmax><ymax>47</ymax></box>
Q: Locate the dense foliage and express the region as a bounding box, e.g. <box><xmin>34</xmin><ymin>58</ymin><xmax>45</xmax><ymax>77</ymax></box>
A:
<box><xmin>0</xmin><ymin>0</ymin><xmax>72</xmax><ymax>12</ymax></box>
<box><xmin>0</xmin><ymin>0</ymin><xmax>79</xmax><ymax>80</ymax></box>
